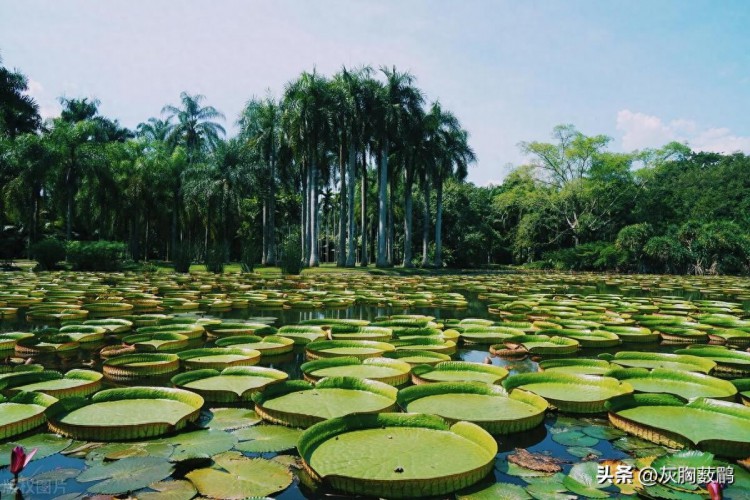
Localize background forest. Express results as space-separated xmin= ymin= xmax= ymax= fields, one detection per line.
xmin=2 ymin=58 xmax=749 ymax=275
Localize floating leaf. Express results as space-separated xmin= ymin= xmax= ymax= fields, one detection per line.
xmin=233 ymin=425 xmax=302 ymax=453
xmin=186 ymin=451 xmax=292 ymax=498
xmin=159 ymin=429 xmax=237 ymax=461
xmin=457 ymin=482 xmax=531 ymax=499
xmin=0 ymin=433 xmax=72 ymax=466
xmin=28 ymin=467 xmax=80 ymax=482
xmin=507 ymin=449 xmax=563 ymax=473
xmin=497 ymin=459 xmax=555 ymax=478
xmin=138 ymin=480 xmax=197 ymax=500
xmin=566 ymin=446 xmax=602 ymax=458
xmin=562 ymin=462 xmax=611 ymax=498
xmin=206 ymin=407 xmax=260 ymax=430
xmin=77 ymin=456 xmax=174 ymax=494
xmin=582 ymin=425 xmax=627 ymax=440
xmin=551 ymin=430 xmax=598 ymax=447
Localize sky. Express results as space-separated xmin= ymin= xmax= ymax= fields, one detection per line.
xmin=1 ymin=1 xmax=749 ymax=185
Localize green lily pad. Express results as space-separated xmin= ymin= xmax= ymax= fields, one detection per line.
xmin=582 ymin=425 xmax=627 ymax=440
xmin=562 ymin=462 xmax=611 ymax=498
xmin=566 ymin=446 xmax=602 ymax=458
xmin=160 ymin=429 xmax=238 ymax=461
xmin=77 ymin=456 xmax=174 ymax=494
xmin=551 ymin=430 xmax=598 ymax=447
xmin=457 ymin=482 xmax=531 ymax=499
xmin=186 ymin=451 xmax=292 ymax=498
xmin=206 ymin=407 xmax=261 ymax=430
xmin=233 ymin=425 xmax=303 ymax=453
xmin=0 ymin=433 xmax=72 ymax=466
xmin=138 ymin=480 xmax=197 ymax=500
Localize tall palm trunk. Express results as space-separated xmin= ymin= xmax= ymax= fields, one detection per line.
xmin=434 ymin=175 xmax=444 ymax=268
xmin=421 ymin=173 xmax=431 ymax=267
xmin=387 ymin=174 xmax=395 ymax=265
xmin=301 ymin=163 xmax=308 ymax=263
xmin=376 ymin=144 xmax=388 ymax=267
xmin=171 ymin=184 xmax=179 ymax=258
xmin=309 ymin=158 xmax=320 ymax=267
xmin=266 ymin=144 xmax=277 ymax=265
xmin=337 ymin=143 xmax=347 ymax=266
xmin=359 ymin=153 xmax=368 ymax=267
xmin=346 ymin=147 xmax=356 ymax=267
xmin=261 ymin=199 xmax=268 ymax=265
xmin=403 ymin=166 xmax=414 ymax=267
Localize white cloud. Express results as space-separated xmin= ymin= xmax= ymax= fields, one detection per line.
xmin=24 ymin=78 xmax=60 ymax=120
xmin=616 ymin=109 xmax=750 ymax=154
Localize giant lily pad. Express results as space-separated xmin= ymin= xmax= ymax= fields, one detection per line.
xmin=233 ymin=424 xmax=303 ymax=453
xmin=214 ymin=334 xmax=294 ymax=356
xmin=398 ymin=382 xmax=547 ymax=434
xmin=253 ymin=377 xmax=398 ymax=428
xmin=391 ymin=337 xmax=457 ymax=354
xmin=298 ymin=413 xmax=497 ymax=498
xmin=553 ymin=329 xmax=621 ymax=348
xmin=0 ymin=391 xmax=57 ymax=439
xmin=504 ymin=372 xmax=633 ymax=413
xmin=411 ymin=361 xmax=508 ymax=385
xmin=733 ymin=378 xmax=750 ymax=406
xmin=103 ymin=353 xmax=180 ymax=381
xmin=15 ymin=334 xmax=80 ymax=356
xmin=0 ymin=332 xmax=34 ymax=350
xmin=276 ymin=325 xmax=326 ymax=344
xmin=330 ymin=326 xmax=393 ymax=341
xmin=171 ymin=366 xmax=288 ymax=404
xmin=606 ymin=393 xmax=750 ymax=457
xmin=602 ymin=325 xmax=659 ymax=343
xmin=491 ymin=335 xmax=580 ymax=356
xmin=305 ymin=339 xmax=396 ymax=360
xmin=601 ymin=351 xmax=716 ymax=373
xmin=538 ymin=358 xmax=613 ymax=375
xmin=121 ymin=332 xmax=190 ymax=352
xmin=204 ymin=322 xmax=276 ymax=337
xmin=47 ymin=386 xmax=203 ymax=440
xmin=1 ymin=369 xmax=102 ymax=399
xmin=301 ymin=356 xmax=411 ymax=385
xmin=459 ymin=326 xmax=526 ymax=344
xmin=383 ymin=350 xmax=452 ymax=366
xmin=178 ymin=347 xmax=261 ymax=370
xmin=674 ymin=346 xmax=750 ymax=377
xmin=58 ymin=325 xmax=107 ymax=343
xmin=605 ymin=367 xmax=738 ymax=401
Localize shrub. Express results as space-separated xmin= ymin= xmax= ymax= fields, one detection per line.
xmin=31 ymin=238 xmax=66 ymax=270
xmin=66 ymin=241 xmax=125 ymax=271
xmin=172 ymin=242 xmax=192 ymax=273
xmin=279 ymin=231 xmax=303 ymax=275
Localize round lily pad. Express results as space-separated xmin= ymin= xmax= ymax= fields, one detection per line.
xmin=504 ymin=372 xmax=633 ymax=414
xmin=253 ymin=377 xmax=398 ymax=428
xmin=186 ymin=451 xmax=293 ymax=498
xmin=47 ymin=386 xmax=204 ymax=440
xmin=178 ymin=347 xmax=261 ymax=370
xmin=1 ymin=369 xmax=102 ymax=399
xmin=233 ymin=424 xmax=303 ymax=453
xmin=214 ymin=335 xmax=294 ymax=356
xmin=171 ymin=366 xmax=288 ymax=404
xmin=103 ymin=353 xmax=180 ymax=381
xmin=0 ymin=391 xmax=57 ymax=439
xmin=77 ymin=456 xmax=174 ymax=494
xmin=411 ymin=361 xmax=508 ymax=385
xmin=121 ymin=332 xmax=190 ymax=352
xmin=298 ymin=413 xmax=497 ymax=498
xmin=398 ymin=382 xmax=547 ymax=435
xmin=301 ymin=356 xmax=411 ymax=385
xmin=305 ymin=339 xmax=396 ymax=361
xmin=606 ymin=367 xmax=738 ymax=400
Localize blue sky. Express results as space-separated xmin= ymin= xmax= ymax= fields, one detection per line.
xmin=1 ymin=1 xmax=749 ymax=185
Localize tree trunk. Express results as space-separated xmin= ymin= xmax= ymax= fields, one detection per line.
xmin=360 ymin=153 xmax=368 ymax=267
xmin=261 ymin=198 xmax=268 ymax=265
xmin=171 ymin=185 xmax=179 ymax=257
xmin=403 ymin=167 xmax=414 ymax=267
xmin=66 ymin=182 xmax=74 ymax=241
xmin=302 ymin=162 xmax=309 ymax=264
xmin=346 ymin=147 xmax=356 ymax=267
xmin=337 ymin=143 xmax=347 ymax=266
xmin=434 ymin=176 xmax=444 ymax=268
xmin=421 ymin=174 xmax=431 ymax=267
xmin=267 ymin=140 xmax=277 ymax=265
xmin=309 ymin=159 xmax=320 ymax=267
xmin=387 ymin=173 xmax=395 ymax=265
xmin=376 ymin=144 xmax=388 ymax=267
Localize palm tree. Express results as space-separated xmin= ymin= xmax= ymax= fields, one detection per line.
xmin=161 ymin=92 xmax=225 ymax=252
xmin=0 ymin=57 xmax=40 ymax=138
xmin=428 ymin=102 xmax=476 ymax=267
xmin=136 ymin=117 xmax=172 ymax=143
xmin=282 ymin=70 xmax=332 ymax=267
xmin=375 ymin=67 xmax=424 ymax=267
xmin=401 ymin=107 xmax=426 ymax=267
xmin=238 ymin=96 xmax=281 ymax=264
xmin=161 ymin=92 xmax=225 ymax=162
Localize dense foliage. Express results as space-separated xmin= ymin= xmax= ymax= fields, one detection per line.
xmin=0 ymin=58 xmax=748 ymax=274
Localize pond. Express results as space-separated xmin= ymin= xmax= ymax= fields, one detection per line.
xmin=0 ymin=270 xmax=749 ymax=499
